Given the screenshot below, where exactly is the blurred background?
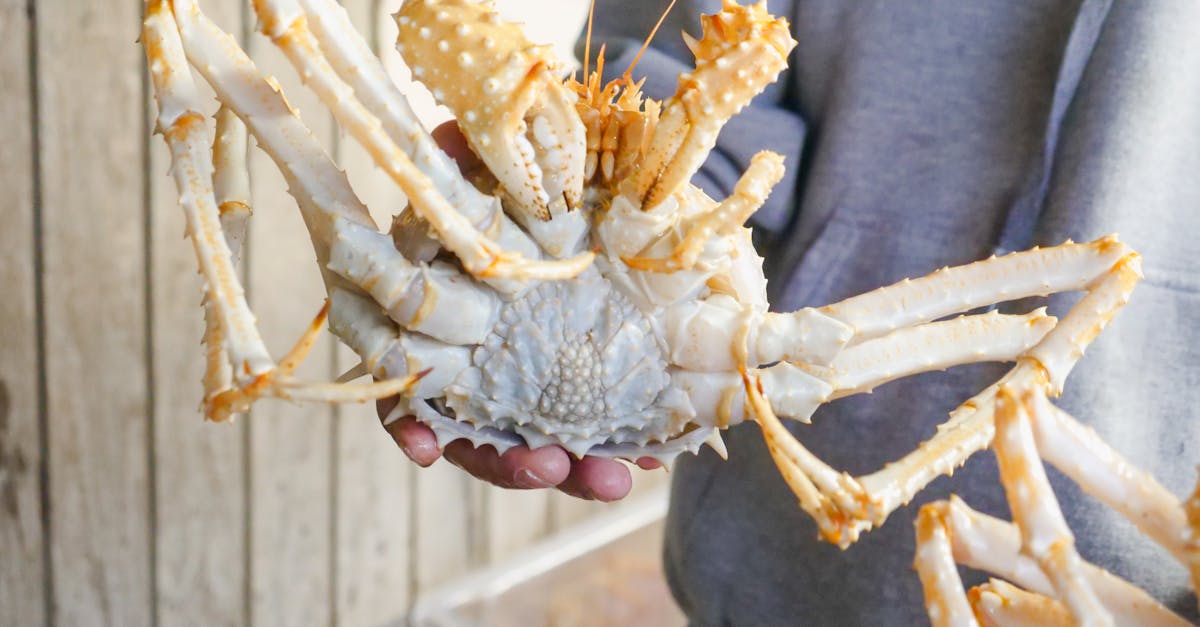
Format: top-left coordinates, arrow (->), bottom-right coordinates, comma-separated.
0,0 -> 684,624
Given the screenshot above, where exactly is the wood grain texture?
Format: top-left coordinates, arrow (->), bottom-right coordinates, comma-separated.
486,486 -> 552,563
148,3 -> 249,625
332,0 -> 415,624
38,0 -> 152,624
413,462 -> 483,593
245,13 -> 336,627
0,0 -> 45,624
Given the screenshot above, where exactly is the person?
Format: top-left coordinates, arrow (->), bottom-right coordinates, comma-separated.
384,1 -> 1200,623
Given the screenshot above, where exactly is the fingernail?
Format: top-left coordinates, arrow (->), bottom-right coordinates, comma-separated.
402,441 -> 437,467
515,468 -> 554,489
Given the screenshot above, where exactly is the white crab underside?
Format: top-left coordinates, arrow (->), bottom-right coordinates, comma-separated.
446,264 -> 688,454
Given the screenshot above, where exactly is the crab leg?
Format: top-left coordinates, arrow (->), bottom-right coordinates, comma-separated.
624,151 -> 785,272
293,0 -> 536,259
823,309 -> 1055,399
993,387 -> 1113,626
327,219 -> 500,345
671,310 -> 1052,430
1188,479 -> 1200,593
1027,395 -> 1193,568
912,503 -> 979,627
251,0 -> 591,282
747,239 -> 1139,544
915,498 -> 1189,626
200,106 -> 253,410
145,2 -> 273,385
212,106 -> 252,258
969,580 -> 1072,627
149,0 -> 430,419
673,362 -> 833,429
326,288 -> 471,399
166,0 -> 517,347
822,236 -> 1131,342
857,251 -> 1141,524
744,366 -> 869,544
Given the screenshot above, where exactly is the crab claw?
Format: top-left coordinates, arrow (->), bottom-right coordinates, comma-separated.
395,0 -> 586,223
634,0 -> 796,209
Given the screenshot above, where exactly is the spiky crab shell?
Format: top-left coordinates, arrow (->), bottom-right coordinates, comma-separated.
445,266 -> 695,457
384,0 -> 796,462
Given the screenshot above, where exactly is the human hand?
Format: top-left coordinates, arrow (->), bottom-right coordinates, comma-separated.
376,122 -> 660,501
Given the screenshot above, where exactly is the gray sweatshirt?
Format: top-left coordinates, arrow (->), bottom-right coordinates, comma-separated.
585,1 -> 1200,624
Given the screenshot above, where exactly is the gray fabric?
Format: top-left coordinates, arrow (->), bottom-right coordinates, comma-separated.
585,1 -> 1200,625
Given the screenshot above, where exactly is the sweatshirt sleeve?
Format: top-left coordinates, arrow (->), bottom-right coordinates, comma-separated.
580,0 -> 806,234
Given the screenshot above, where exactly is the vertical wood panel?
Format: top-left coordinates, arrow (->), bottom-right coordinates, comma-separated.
245,12 -> 336,627
413,463 -> 480,592
550,491 -> 607,532
0,0 -> 45,624
148,3 -> 249,625
485,487 -> 552,562
332,0 -> 415,624
39,0 -> 152,624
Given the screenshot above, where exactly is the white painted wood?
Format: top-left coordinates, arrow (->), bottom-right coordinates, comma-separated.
148,3 -> 250,625
39,0 -> 152,623
0,0 -> 44,623
245,11 -> 337,626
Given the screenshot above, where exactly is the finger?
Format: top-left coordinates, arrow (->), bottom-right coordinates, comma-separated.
432,121 -> 484,173
636,457 -> 663,470
496,445 -> 571,488
443,441 -> 571,489
443,439 -> 505,483
558,456 -> 633,502
383,416 -> 442,467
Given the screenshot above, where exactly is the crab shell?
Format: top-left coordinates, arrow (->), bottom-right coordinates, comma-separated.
375,0 -> 845,464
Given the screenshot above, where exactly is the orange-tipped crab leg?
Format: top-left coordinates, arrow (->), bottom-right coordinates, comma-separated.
912,504 -> 979,627
632,1 -> 796,210
251,0 -> 592,283
167,0 -> 560,344
200,106 -> 252,411
668,310 -> 1055,455
624,151 -> 785,273
969,580 -> 1073,627
294,0 -> 538,263
743,366 -> 869,545
1188,478 -> 1200,594
914,498 -> 1190,626
821,236 -> 1132,343
822,309 -> 1056,399
858,250 -> 1141,523
992,387 -> 1113,626
394,0 -> 586,222
144,0 -> 273,385
148,0 -> 452,421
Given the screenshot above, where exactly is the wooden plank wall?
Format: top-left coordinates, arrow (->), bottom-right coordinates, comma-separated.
0,0 -> 670,625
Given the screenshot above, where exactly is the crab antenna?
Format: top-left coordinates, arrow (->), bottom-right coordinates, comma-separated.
623,0 -> 678,82
582,0 -> 596,80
